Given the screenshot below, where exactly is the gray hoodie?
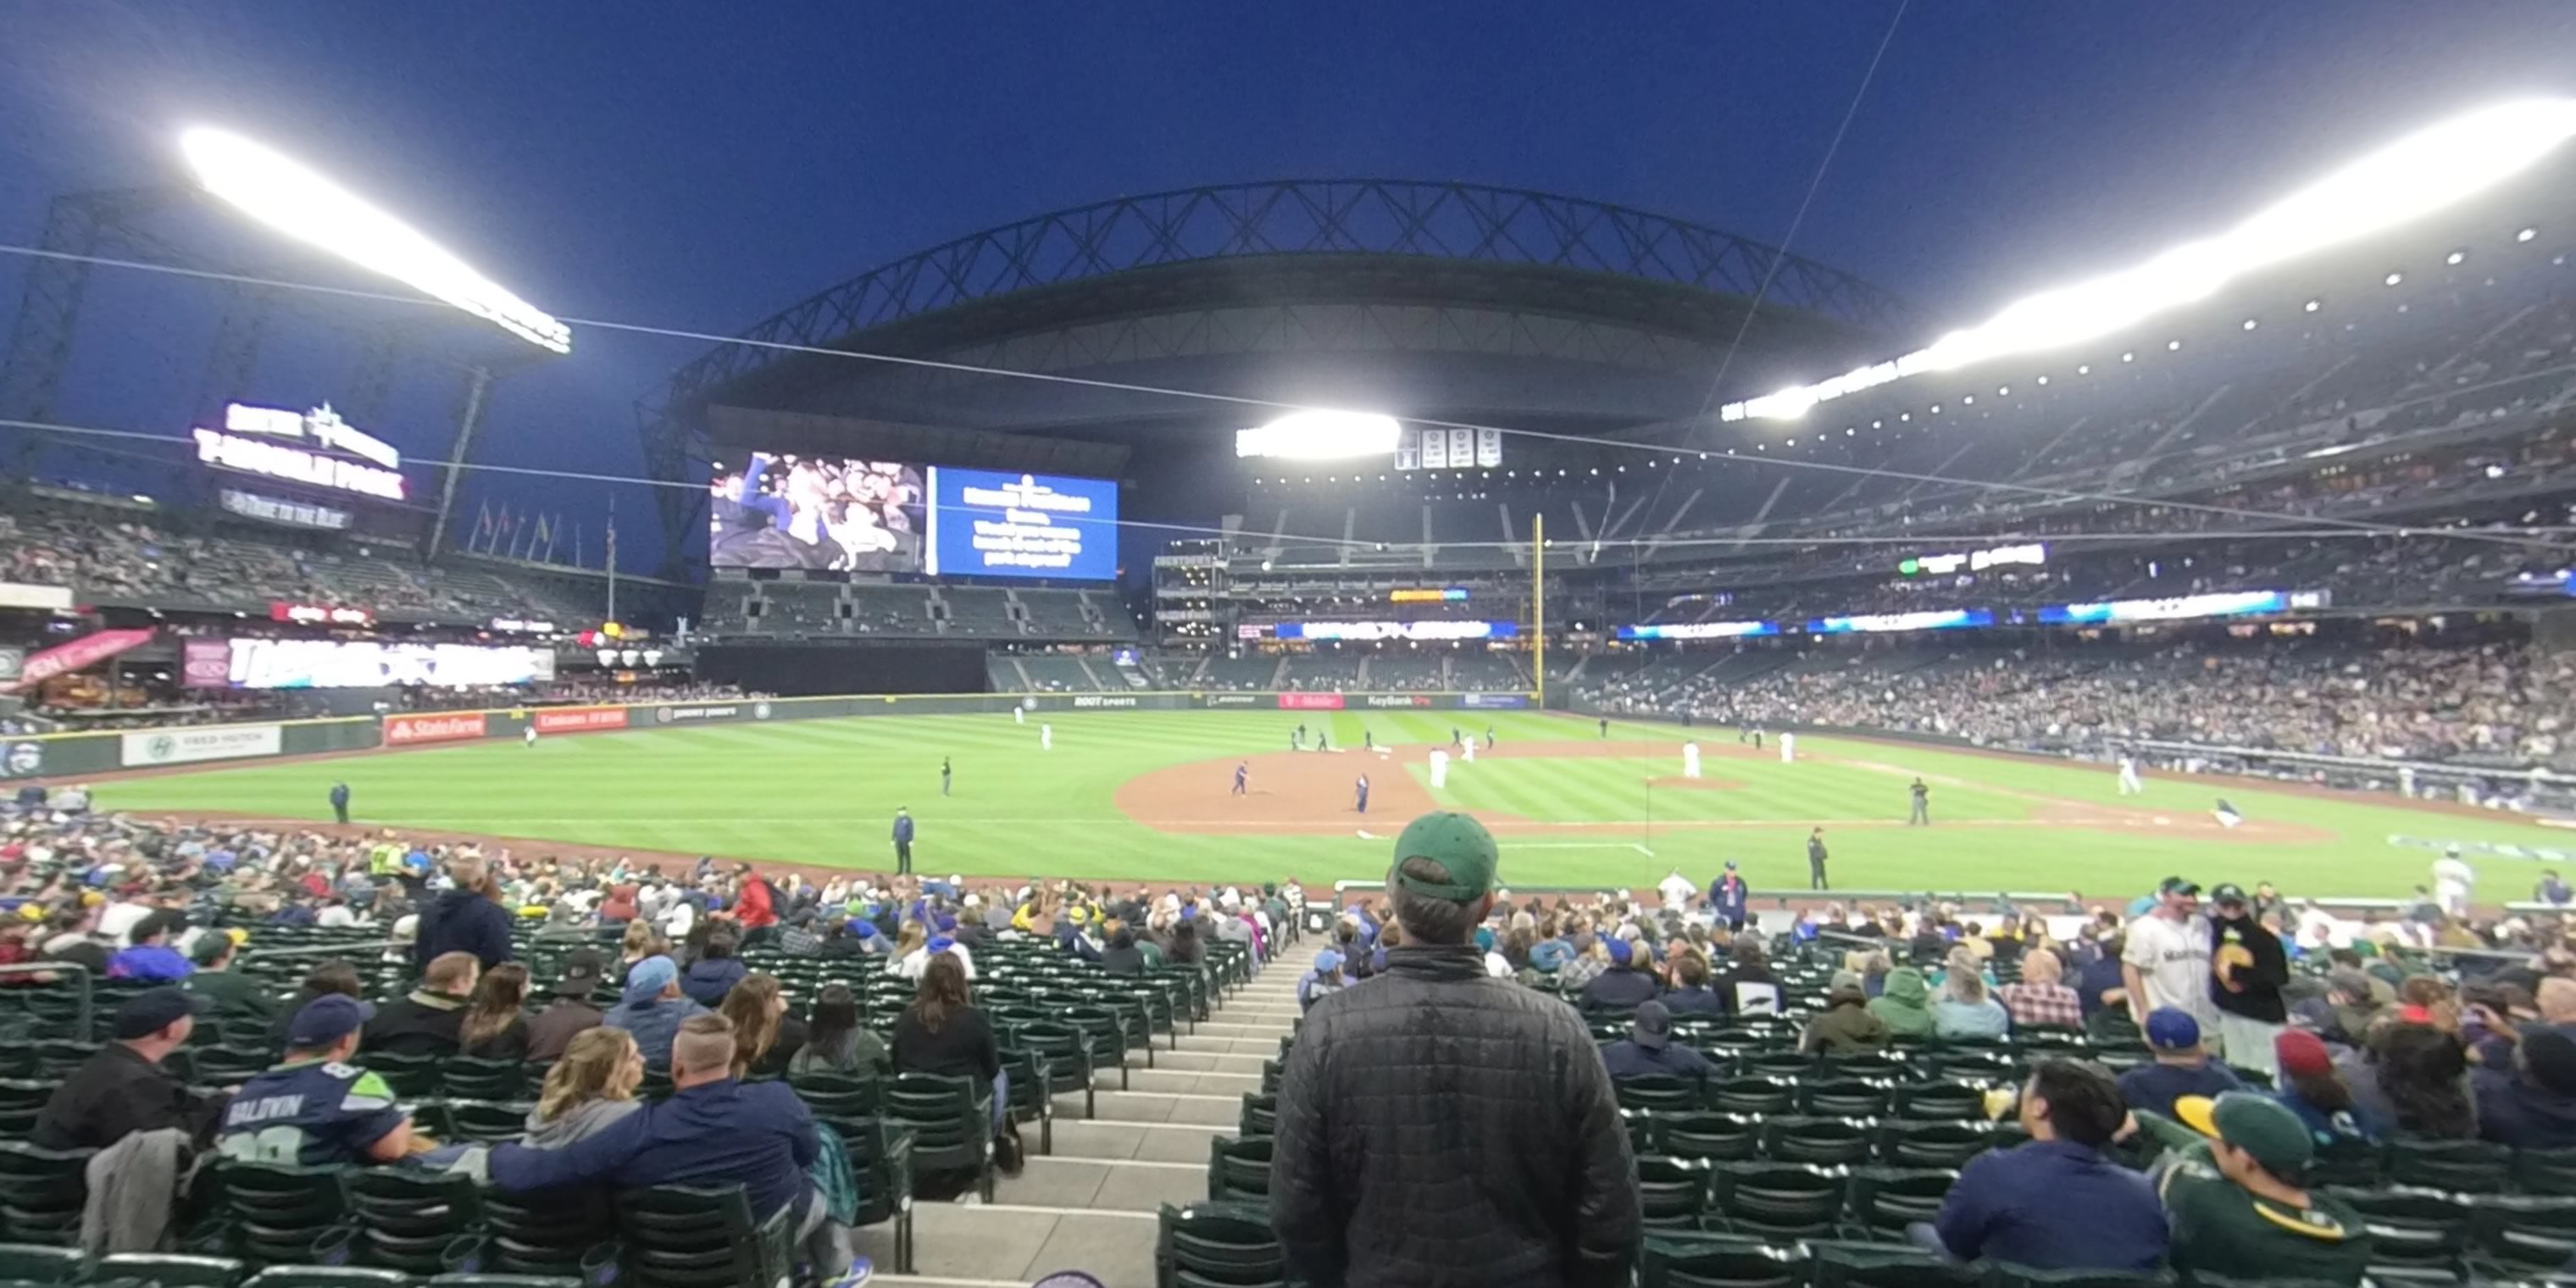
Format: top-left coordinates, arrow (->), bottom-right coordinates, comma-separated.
521,1096 -> 643,1149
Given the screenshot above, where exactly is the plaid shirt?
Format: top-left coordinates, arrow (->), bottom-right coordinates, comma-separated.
1998,981 -> 2084,1030
777,924 -> 821,957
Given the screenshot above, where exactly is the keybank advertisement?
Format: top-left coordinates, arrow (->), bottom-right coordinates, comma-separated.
923,467 -> 1118,581
120,724 -> 283,767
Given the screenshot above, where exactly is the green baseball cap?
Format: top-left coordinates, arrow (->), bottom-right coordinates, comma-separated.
2176,1092 -> 2312,1174
1391,813 -> 1500,902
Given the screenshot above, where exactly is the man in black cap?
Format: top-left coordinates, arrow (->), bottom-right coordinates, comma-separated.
1271,811 -> 1639,1287
1601,1001 -> 1716,1082
2136,1093 -> 2372,1284
32,987 -> 224,1150
526,947 -> 611,1062
184,931 -> 281,1040
2207,883 -> 2289,1080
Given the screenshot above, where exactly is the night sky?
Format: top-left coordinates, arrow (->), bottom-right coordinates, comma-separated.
3,2 -> 2572,570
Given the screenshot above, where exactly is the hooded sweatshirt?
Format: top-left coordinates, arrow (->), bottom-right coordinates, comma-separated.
415,886 -> 514,971
1806,993 -> 1893,1053
522,1096 -> 643,1149
603,975 -> 710,1067
2473,1064 -> 2576,1149
680,957 -> 747,1007
1868,968 -> 1937,1037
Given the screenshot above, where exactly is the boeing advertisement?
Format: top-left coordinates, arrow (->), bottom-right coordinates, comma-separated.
924,467 -> 1119,580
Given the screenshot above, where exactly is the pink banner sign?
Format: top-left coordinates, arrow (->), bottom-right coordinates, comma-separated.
0,628 -> 155,694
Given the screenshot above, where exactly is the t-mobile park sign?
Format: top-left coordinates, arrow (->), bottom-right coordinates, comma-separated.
193,402 -> 406,501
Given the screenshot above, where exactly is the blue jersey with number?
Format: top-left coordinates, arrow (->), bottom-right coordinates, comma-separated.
218,1060 -> 407,1166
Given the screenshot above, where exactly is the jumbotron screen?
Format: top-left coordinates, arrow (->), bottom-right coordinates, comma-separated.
924,467 -> 1118,580
708,453 -> 927,571
210,638 -> 556,689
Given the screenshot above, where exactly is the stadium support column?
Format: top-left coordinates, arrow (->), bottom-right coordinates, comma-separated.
1533,511 -> 1546,707
427,364 -> 493,560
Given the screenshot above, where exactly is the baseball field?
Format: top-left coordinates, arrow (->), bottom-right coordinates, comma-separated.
86,709 -> 2573,901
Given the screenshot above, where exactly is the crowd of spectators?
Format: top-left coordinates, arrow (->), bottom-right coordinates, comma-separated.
1585,641 -> 2576,772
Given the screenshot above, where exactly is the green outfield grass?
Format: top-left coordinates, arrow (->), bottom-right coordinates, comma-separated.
87,709 -> 2573,900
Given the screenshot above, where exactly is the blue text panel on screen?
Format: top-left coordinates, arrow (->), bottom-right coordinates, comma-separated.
924,467 -> 1119,580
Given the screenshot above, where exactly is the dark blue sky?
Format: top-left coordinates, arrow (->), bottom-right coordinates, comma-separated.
3,2 -> 2571,570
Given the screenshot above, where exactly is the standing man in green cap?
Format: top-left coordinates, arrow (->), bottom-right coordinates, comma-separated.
2136,1092 -> 2373,1285
1270,811 -> 1639,1287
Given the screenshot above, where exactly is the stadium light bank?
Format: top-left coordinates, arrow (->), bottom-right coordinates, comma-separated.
1724,97 -> 2576,424
179,126 -> 572,355
1235,409 -> 1402,459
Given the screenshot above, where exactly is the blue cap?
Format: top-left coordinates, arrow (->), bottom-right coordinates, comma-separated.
1607,937 -> 1633,966
1179,905 -> 1196,920
928,935 -> 956,954
1473,927 -> 1496,952
627,955 -> 679,996
1314,949 -> 1344,974
934,913 -> 958,933
847,918 -> 876,939
2146,1007 -> 2202,1050
286,994 -> 374,1047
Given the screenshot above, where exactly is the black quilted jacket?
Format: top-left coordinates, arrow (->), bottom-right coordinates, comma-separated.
1269,943 -> 1640,1287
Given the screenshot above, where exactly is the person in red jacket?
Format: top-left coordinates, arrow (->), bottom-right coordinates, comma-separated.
728,869 -> 780,947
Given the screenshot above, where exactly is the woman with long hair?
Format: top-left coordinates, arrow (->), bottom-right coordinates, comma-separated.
718,972 -> 808,1079
1165,917 -> 1203,966
2272,1028 -> 2388,1143
2342,1020 -> 2476,1139
891,954 -> 1019,1169
619,920 -> 668,980
1931,956 -> 2012,1040
523,1027 -> 646,1147
788,983 -> 890,1078
459,962 -> 532,1059
883,920 -> 928,974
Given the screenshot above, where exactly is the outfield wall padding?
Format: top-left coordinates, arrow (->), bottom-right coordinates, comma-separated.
4,688 -> 1543,781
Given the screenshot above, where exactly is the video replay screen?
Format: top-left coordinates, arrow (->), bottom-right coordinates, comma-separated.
708,453 -> 926,571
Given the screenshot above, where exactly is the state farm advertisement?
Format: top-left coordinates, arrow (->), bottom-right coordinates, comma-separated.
385,712 -> 487,746
535,706 -> 629,734
1277,692 -> 1346,711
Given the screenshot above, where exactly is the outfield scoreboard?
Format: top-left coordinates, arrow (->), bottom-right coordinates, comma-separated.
711,453 -> 1116,580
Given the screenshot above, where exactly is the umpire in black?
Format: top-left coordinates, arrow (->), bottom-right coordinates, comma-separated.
1271,812 -> 1639,1285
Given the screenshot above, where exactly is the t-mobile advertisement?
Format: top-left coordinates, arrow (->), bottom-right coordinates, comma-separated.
924,467 -> 1118,580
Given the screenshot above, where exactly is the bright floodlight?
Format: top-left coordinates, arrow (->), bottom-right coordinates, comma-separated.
180,126 -> 572,354
1235,409 -> 1402,459
1725,97 -> 2576,421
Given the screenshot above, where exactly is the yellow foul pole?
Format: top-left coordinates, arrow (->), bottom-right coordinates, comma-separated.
1533,511 -> 1546,707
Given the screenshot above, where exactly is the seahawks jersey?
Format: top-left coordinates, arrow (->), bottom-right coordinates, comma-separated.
218,1060 -> 408,1166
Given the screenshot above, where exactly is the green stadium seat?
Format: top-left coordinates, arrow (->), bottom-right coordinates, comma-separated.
1633,1155 -> 1714,1229
1204,1135 -> 1271,1203
614,1184 -> 793,1288
92,1254 -> 246,1288
212,1162 -> 349,1268
1985,1263 -> 2174,1288
354,1053 -> 441,1101
1708,1162 -> 1846,1240
1797,1077 -> 1892,1118
1637,1230 -> 1806,1288
2329,1187 -> 2469,1273
1237,1093 -> 1275,1139
1807,1239 -> 1979,1288
348,1168 -> 479,1274
0,1144 -> 93,1246
240,1267 -> 412,1288
1650,1113 -> 1757,1164
1614,1076 -> 1705,1113
0,1243 -> 82,1284
1759,1117 -> 1873,1166
1155,1201 -> 1281,1288
1876,1119 -> 2001,1169
884,1073 -> 993,1204
2384,1137 -> 2511,1193
2510,1145 -> 2576,1196
1707,1075 -> 1793,1117
1009,1021 -> 1096,1121
1842,1166 -> 1957,1238
837,1118 -> 915,1275
476,1182 -> 615,1280
1890,1081 -> 1988,1122
2467,1194 -> 2576,1276
438,1058 -> 526,1102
